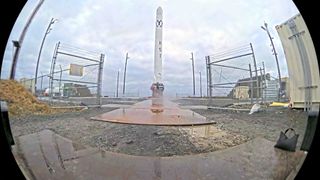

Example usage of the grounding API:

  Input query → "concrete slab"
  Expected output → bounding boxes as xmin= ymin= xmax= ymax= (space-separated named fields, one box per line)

xmin=13 ymin=130 xmax=306 ymax=180
xmin=213 ymin=137 xmax=306 ymax=179
xmin=91 ymin=99 xmax=214 ymax=126
xmin=16 ymin=130 xmax=76 ymax=179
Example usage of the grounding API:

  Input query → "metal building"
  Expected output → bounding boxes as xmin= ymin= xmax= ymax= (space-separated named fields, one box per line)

xmin=276 ymin=13 xmax=320 ymax=110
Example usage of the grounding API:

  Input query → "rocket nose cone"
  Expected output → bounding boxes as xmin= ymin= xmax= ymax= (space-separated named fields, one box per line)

xmin=157 ymin=7 xmax=163 ymax=14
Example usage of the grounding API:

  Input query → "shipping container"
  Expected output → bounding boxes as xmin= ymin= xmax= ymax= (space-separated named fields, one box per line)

xmin=276 ymin=13 xmax=320 ymax=110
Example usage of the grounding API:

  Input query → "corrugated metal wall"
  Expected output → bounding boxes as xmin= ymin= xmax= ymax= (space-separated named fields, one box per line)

xmin=276 ymin=13 xmax=320 ymax=110
xmin=264 ymin=80 xmax=279 ymax=101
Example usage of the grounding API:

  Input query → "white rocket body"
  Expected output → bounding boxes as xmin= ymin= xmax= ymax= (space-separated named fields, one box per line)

xmin=150 ymin=7 xmax=164 ymax=103
xmin=154 ymin=7 xmax=163 ymax=83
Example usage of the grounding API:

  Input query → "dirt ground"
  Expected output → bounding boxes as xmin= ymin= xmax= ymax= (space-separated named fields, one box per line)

xmin=192 ymin=108 xmax=308 ymax=149
xmin=0 ymin=80 xmax=84 ymax=117
xmin=9 ymin=98 xmax=308 ymax=157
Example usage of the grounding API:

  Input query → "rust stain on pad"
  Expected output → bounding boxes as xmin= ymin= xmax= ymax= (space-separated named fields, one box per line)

xmin=91 ymin=99 xmax=213 ymax=126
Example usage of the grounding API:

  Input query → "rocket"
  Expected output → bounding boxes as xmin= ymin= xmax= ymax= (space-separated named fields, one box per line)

xmin=151 ymin=7 xmax=164 ymax=98
xmin=154 ymin=6 xmax=163 ymax=83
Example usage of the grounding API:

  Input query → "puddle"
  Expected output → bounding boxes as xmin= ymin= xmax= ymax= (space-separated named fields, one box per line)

xmin=179 ymin=125 xmax=227 ymax=138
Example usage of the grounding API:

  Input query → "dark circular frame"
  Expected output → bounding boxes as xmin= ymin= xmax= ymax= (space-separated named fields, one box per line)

xmin=0 ymin=1 xmax=319 ymax=179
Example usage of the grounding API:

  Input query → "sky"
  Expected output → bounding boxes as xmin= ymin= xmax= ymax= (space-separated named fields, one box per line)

xmin=1 ymin=0 xmax=300 ymax=97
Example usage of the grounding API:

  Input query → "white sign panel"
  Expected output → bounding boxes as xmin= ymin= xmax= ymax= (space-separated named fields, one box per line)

xmin=69 ymin=64 xmax=84 ymax=76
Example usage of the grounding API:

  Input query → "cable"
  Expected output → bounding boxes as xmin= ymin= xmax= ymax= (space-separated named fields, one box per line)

xmin=60 ymin=43 xmax=101 ymax=55
xmin=58 ymin=44 xmax=102 ymax=60
xmin=210 ymin=44 xmax=249 ymax=55
xmin=211 ymin=46 xmax=251 ymax=58
xmin=58 ymin=49 xmax=101 ymax=60
xmin=209 ymin=44 xmax=251 ymax=58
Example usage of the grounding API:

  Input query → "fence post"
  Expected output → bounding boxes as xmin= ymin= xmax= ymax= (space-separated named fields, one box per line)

xmin=49 ymin=42 xmax=60 ymax=104
xmin=262 ymin=62 xmax=266 ymax=102
xmin=260 ymin=67 xmax=264 ymax=103
xmin=206 ymin=56 xmax=209 ymax=97
xmin=97 ymin=54 xmax=104 ymax=107
xmin=249 ymin=64 xmax=253 ymax=104
xmin=250 ymin=43 xmax=258 ymax=103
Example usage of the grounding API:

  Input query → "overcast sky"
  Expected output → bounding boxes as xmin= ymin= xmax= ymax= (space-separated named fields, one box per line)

xmin=1 ymin=0 xmax=300 ymax=97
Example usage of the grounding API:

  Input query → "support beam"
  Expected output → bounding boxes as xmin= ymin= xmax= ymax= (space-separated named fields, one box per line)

xmin=52 ymin=79 xmax=98 ymax=85
xmin=206 ymin=56 xmax=212 ymax=97
xmin=191 ymin=52 xmax=195 ymax=96
xmin=57 ymin=51 xmax=100 ymax=62
xmin=123 ymin=52 xmax=129 ymax=96
xmin=97 ymin=54 xmax=104 ymax=107
xmin=250 ymin=43 xmax=259 ymax=103
xmin=199 ymin=71 xmax=202 ymax=97
xmin=211 ymin=63 xmax=249 ymax=72
xmin=213 ymin=80 xmax=257 ymax=86
xmin=209 ymin=53 xmax=252 ymax=64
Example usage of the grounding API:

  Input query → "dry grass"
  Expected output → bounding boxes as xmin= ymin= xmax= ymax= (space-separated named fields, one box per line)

xmin=0 ymin=80 xmax=81 ymax=117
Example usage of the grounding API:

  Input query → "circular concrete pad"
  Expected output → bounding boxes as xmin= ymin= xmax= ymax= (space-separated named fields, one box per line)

xmin=90 ymin=99 xmax=214 ymax=126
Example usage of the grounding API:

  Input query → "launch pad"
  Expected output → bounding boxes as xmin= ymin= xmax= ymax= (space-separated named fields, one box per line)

xmin=90 ymin=7 xmax=214 ymax=126
xmin=90 ymin=99 xmax=214 ymax=126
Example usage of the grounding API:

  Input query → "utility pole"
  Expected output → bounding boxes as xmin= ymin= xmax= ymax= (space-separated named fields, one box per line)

xmin=261 ymin=22 xmax=282 ymax=101
xmin=10 ymin=0 xmax=45 ymax=79
xmin=190 ymin=52 xmax=195 ymax=96
xmin=199 ymin=71 xmax=202 ymax=97
xmin=122 ymin=52 xmax=129 ymax=96
xmin=116 ymin=69 xmax=120 ymax=97
xmin=34 ymin=18 xmax=58 ymax=95
xmin=59 ymin=65 xmax=62 ymax=97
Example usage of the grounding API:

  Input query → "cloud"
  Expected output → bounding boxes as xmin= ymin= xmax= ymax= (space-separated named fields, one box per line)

xmin=1 ymin=0 xmax=299 ymax=97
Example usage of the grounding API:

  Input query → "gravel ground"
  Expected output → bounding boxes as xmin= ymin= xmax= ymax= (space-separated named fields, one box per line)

xmin=173 ymin=98 xmax=237 ymax=107
xmin=10 ymin=108 xmax=248 ymax=156
xmin=9 ymin=98 xmax=308 ymax=157
xmin=191 ymin=107 xmax=308 ymax=149
xmin=174 ymin=98 xmax=308 ymax=150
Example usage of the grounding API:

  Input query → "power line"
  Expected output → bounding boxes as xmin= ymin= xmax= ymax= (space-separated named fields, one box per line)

xmin=209 ymin=44 xmax=251 ymax=58
xmin=211 ymin=46 xmax=251 ymax=58
xmin=58 ymin=44 xmax=102 ymax=60
xmin=60 ymin=43 xmax=101 ymax=55
xmin=209 ymin=44 xmax=249 ymax=55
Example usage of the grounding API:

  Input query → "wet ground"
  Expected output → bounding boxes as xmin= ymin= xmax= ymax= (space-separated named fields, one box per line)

xmin=10 ymin=97 xmax=308 ymax=156
xmin=9 ymin=97 xmax=309 ymax=179
xmin=12 ymin=129 xmax=306 ymax=180
xmin=10 ymin=106 xmax=248 ymax=156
